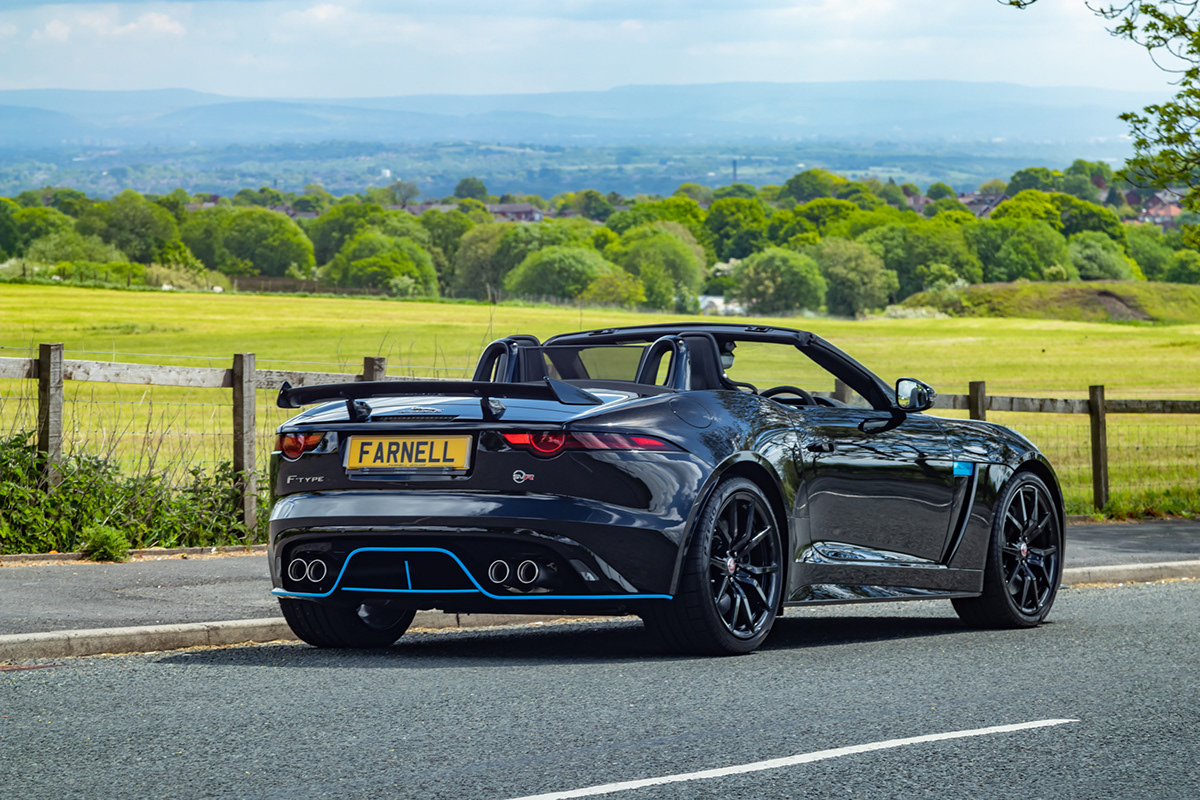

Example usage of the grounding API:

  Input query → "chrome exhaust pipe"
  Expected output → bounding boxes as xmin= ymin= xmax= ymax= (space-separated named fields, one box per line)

xmin=487 ymin=559 xmax=511 ymax=584
xmin=305 ymin=558 xmax=328 ymax=583
xmin=287 ymin=558 xmax=309 ymax=582
xmin=516 ymin=560 xmax=539 ymax=585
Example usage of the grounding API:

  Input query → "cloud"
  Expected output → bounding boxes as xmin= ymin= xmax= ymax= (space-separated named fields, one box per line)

xmin=0 ymin=0 xmax=1178 ymax=97
xmin=33 ymin=19 xmax=70 ymax=42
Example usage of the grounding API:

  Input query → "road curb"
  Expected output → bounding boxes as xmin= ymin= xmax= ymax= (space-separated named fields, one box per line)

xmin=0 ymin=611 xmax=593 ymax=662
xmin=1061 ymin=560 xmax=1200 ymax=586
xmin=3 ymin=562 xmax=1198 ymax=662
xmin=0 ymin=545 xmax=268 ymax=565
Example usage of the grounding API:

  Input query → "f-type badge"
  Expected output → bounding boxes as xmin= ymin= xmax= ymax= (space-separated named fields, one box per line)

xmin=512 ymin=470 xmax=535 ymax=484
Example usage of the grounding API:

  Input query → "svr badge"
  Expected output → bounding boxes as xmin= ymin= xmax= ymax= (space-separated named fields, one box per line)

xmin=512 ymin=470 xmax=535 ymax=484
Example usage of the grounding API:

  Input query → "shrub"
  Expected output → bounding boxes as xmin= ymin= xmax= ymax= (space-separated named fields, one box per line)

xmin=81 ymin=523 xmax=131 ymax=562
xmin=0 ymin=432 xmax=264 ymax=554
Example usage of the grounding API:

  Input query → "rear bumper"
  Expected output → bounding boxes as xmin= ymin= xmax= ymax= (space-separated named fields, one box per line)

xmin=268 ymin=491 xmax=687 ymax=611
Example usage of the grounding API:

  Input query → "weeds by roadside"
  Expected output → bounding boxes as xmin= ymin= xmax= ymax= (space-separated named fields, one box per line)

xmin=0 ymin=431 xmax=266 ymax=555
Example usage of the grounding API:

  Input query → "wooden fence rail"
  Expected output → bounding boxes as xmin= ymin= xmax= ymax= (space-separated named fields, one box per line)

xmin=4 ymin=348 xmax=1200 ymax=519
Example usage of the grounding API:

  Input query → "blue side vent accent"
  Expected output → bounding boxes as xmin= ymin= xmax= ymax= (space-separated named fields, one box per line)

xmin=953 ymin=461 xmax=975 ymax=477
xmin=273 ymin=546 xmax=673 ymax=602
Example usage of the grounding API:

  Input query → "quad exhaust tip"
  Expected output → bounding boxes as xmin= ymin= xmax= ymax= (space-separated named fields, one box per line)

xmin=287 ymin=557 xmax=328 ymax=584
xmin=487 ymin=559 xmax=511 ymax=584
xmin=516 ymin=559 xmax=540 ymax=585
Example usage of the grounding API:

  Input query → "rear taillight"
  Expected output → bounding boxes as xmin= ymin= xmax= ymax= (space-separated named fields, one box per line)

xmin=276 ymin=432 xmax=325 ymax=461
xmin=501 ymin=432 xmax=677 ymax=458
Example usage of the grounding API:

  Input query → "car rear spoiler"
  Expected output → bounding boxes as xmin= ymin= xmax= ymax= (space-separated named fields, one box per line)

xmin=277 ymin=378 xmax=602 ymax=421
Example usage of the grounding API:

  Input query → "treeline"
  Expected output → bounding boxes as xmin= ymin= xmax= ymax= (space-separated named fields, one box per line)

xmin=2 ymin=160 xmax=1198 ymax=316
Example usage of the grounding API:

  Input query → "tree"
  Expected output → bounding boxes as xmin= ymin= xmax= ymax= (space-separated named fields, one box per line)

xmin=0 ymin=198 xmax=18 ymax=259
xmin=504 ymin=246 xmax=619 ymax=300
xmin=454 ymin=177 xmax=488 ymax=201
xmin=926 ymin=182 xmax=957 ymax=201
xmin=76 ymin=190 xmax=179 ymax=264
xmin=571 ymin=189 xmax=614 ymax=221
xmin=1006 ymin=167 xmax=1063 ymax=196
xmin=673 ymin=183 xmax=714 ymax=207
xmin=604 ymin=224 xmax=705 ymax=292
xmin=606 ymin=196 xmax=714 ymax=261
xmin=815 ymin=239 xmax=899 ymax=316
xmin=705 ymin=198 xmax=768 ymax=260
xmin=1126 ymin=223 xmax=1175 ymax=280
xmin=13 ymin=206 xmax=74 ymax=254
xmin=306 ymin=203 xmax=383 ymax=264
xmin=389 ymin=180 xmax=420 ymax=207
xmin=452 ymin=223 xmax=511 ymax=299
xmin=25 ymin=230 xmax=127 ymax=264
xmin=580 ymin=270 xmax=646 ymax=307
xmin=924 ymin=197 xmax=972 ymax=218
xmin=990 ymin=190 xmax=1063 ymax=229
xmin=419 ymin=209 xmax=474 ymax=288
xmin=1006 ymin=4 xmax=1200 ymax=244
xmin=995 ymin=222 xmax=1074 ymax=281
xmin=979 ymin=178 xmax=1008 ymax=195
xmin=878 ymin=182 xmax=909 ymax=208
xmin=779 ymin=169 xmax=839 ymax=204
xmin=1068 ymin=231 xmax=1140 ymax=280
xmin=793 ymin=198 xmax=858 ymax=234
xmin=221 ymin=208 xmax=316 ymax=277
xmin=325 ymin=230 xmax=438 ymax=295
xmin=1062 ymin=174 xmax=1102 ymax=203
xmin=1166 ymin=249 xmax=1200 ymax=283
xmin=729 ymin=248 xmax=826 ymax=315
xmin=713 ymin=183 xmax=759 ymax=201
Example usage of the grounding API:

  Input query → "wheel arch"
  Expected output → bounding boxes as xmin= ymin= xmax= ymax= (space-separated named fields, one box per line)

xmin=668 ymin=452 xmax=792 ymax=597
xmin=1013 ymin=453 xmax=1067 ymax=533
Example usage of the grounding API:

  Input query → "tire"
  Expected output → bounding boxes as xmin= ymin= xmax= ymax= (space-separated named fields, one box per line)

xmin=643 ymin=477 xmax=783 ymax=655
xmin=952 ymin=471 xmax=1063 ymax=629
xmin=280 ymin=598 xmax=416 ymax=648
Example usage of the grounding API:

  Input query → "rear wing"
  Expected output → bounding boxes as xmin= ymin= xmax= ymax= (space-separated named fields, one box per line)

xmin=276 ymin=377 xmax=602 ymax=421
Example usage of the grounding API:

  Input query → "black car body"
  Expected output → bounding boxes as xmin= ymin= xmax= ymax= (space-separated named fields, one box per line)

xmin=268 ymin=323 xmax=1065 ymax=654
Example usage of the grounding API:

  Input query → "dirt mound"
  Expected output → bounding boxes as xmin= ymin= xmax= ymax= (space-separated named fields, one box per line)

xmin=1094 ymin=290 xmax=1152 ymax=322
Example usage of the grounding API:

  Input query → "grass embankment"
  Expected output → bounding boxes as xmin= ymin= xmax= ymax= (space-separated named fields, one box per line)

xmin=2 ymin=283 xmax=1198 ymax=519
xmin=903 ymin=280 xmax=1200 ymax=325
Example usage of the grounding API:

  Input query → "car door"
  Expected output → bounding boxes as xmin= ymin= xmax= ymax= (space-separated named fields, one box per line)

xmin=798 ymin=406 xmax=957 ymax=563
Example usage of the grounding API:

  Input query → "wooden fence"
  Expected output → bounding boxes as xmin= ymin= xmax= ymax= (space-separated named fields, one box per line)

xmin=3 ymin=345 xmax=1200 ymax=527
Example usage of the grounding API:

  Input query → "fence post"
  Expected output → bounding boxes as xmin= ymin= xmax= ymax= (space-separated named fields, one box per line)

xmin=363 ymin=356 xmax=386 ymax=382
xmin=232 ymin=353 xmax=257 ymax=533
xmin=968 ymin=380 xmax=987 ymax=421
xmin=833 ymin=379 xmax=850 ymax=404
xmin=1089 ymin=384 xmax=1109 ymax=511
xmin=37 ymin=343 xmax=64 ymax=486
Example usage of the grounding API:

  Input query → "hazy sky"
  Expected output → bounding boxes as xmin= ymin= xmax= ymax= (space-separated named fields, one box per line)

xmin=0 ymin=0 xmax=1177 ymax=98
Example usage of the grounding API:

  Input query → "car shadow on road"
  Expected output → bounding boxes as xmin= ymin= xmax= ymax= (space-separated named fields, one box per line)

xmin=157 ymin=610 xmax=976 ymax=669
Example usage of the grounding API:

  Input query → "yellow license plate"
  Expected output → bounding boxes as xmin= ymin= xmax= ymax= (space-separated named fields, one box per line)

xmin=345 ymin=435 xmax=472 ymax=471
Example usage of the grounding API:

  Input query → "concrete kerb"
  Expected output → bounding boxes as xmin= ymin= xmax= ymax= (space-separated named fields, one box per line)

xmin=0 ymin=611 xmax=594 ymax=662
xmin=2 ymin=561 xmax=1198 ymax=662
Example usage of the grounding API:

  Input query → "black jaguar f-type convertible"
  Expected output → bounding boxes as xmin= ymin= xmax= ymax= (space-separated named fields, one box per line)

xmin=268 ymin=323 xmax=1064 ymax=655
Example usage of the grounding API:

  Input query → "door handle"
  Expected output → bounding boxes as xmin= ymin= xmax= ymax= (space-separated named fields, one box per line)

xmin=807 ymin=442 xmax=836 ymax=453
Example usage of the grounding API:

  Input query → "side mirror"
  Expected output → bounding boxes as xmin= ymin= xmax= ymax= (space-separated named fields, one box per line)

xmin=895 ymin=378 xmax=936 ymax=413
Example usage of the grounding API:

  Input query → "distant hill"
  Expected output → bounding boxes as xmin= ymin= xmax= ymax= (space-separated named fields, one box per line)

xmin=0 ymin=81 xmax=1162 ymax=148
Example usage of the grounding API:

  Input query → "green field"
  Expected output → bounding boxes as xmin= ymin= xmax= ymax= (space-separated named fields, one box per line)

xmin=2 ymin=283 xmax=1198 ymax=515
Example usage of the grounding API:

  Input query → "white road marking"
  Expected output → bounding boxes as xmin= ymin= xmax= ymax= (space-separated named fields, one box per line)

xmin=506 ymin=718 xmax=1078 ymax=800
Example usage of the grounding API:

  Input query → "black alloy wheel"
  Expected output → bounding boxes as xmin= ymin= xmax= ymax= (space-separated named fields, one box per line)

xmin=708 ymin=487 xmax=782 ymax=640
xmin=643 ymin=477 xmax=783 ymax=655
xmin=953 ymin=471 xmax=1063 ymax=628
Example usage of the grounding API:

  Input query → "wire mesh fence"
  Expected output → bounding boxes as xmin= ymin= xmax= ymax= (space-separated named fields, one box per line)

xmin=3 ymin=344 xmax=1197 ymax=516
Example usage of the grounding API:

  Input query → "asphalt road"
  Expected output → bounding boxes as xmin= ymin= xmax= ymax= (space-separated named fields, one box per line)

xmin=1 ymin=519 xmax=1198 ymax=635
xmin=1 ymin=580 xmax=1196 ymax=800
